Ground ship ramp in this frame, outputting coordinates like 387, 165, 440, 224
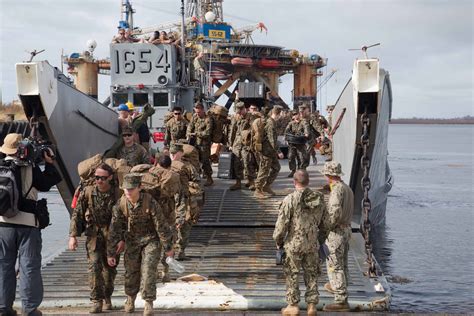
18, 162, 390, 313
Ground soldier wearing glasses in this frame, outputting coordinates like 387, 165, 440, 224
115, 126, 150, 167
165, 106, 188, 148
68, 163, 121, 313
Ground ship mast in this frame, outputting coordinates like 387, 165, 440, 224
186, 0, 224, 22
119, 0, 135, 30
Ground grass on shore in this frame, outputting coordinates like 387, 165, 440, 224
0, 101, 27, 121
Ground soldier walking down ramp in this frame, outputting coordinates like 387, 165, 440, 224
69, 163, 120, 313
321, 162, 354, 312
165, 106, 188, 148
273, 170, 329, 316
107, 174, 173, 316
115, 126, 151, 167
186, 102, 214, 186
254, 108, 282, 199
228, 102, 254, 190
285, 111, 310, 177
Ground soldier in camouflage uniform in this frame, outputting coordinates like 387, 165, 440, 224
321, 161, 354, 312
254, 108, 282, 199
165, 106, 188, 148
273, 170, 329, 316
107, 173, 173, 316
186, 102, 214, 186
285, 111, 310, 177
116, 126, 151, 167
150, 155, 181, 283
170, 143, 200, 260
228, 102, 255, 190
69, 163, 120, 313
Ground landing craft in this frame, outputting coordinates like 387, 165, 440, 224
8, 0, 393, 311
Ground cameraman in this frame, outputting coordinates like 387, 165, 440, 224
0, 133, 61, 316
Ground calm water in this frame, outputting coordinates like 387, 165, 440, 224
379, 124, 474, 313
40, 124, 474, 313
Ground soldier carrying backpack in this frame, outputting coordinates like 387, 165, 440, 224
0, 133, 61, 316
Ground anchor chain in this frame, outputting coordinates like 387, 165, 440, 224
360, 110, 377, 277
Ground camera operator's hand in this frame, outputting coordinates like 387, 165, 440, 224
43, 148, 55, 164
107, 257, 117, 267
68, 237, 78, 251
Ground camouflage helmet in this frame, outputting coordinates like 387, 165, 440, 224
169, 143, 184, 154
321, 161, 344, 177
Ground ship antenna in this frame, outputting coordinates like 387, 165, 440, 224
26, 49, 45, 62
348, 43, 380, 59
180, 0, 187, 84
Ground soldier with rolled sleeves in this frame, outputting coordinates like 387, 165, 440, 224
170, 143, 200, 260
68, 163, 120, 313
254, 108, 283, 199
186, 102, 214, 186
115, 126, 151, 167
285, 111, 310, 178
273, 170, 329, 316
164, 106, 188, 148
321, 161, 354, 312
228, 101, 254, 190
107, 173, 173, 315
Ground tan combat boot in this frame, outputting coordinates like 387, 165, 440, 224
229, 179, 241, 190
281, 304, 300, 315
89, 300, 102, 314
124, 295, 136, 313
103, 297, 112, 310
143, 300, 154, 316
254, 189, 269, 199
307, 303, 317, 316
323, 301, 350, 312
262, 185, 276, 196
324, 282, 336, 294
204, 176, 214, 187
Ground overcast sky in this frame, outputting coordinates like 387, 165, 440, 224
0, 0, 472, 118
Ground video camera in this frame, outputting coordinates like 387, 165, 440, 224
16, 137, 55, 164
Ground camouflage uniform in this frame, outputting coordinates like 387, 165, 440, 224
116, 143, 150, 167
255, 117, 281, 190
70, 186, 119, 302
107, 187, 172, 301
228, 111, 254, 182
171, 156, 200, 256
273, 187, 329, 305
322, 162, 354, 304
285, 119, 310, 171
148, 165, 181, 277
186, 113, 213, 179
165, 117, 188, 147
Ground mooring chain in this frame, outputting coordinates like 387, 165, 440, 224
360, 111, 377, 277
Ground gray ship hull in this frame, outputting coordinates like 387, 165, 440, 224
16, 61, 119, 212
332, 61, 393, 227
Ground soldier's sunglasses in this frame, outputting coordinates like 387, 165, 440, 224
95, 175, 109, 181
173, 112, 181, 115
122, 134, 133, 137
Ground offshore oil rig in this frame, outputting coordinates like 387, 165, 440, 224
64, 0, 326, 113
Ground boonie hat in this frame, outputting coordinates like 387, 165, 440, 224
0, 133, 22, 155
118, 104, 130, 112
321, 161, 344, 177
122, 173, 142, 189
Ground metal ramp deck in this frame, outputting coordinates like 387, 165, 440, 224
30, 163, 390, 312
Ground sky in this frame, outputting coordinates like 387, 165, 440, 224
0, 0, 472, 118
